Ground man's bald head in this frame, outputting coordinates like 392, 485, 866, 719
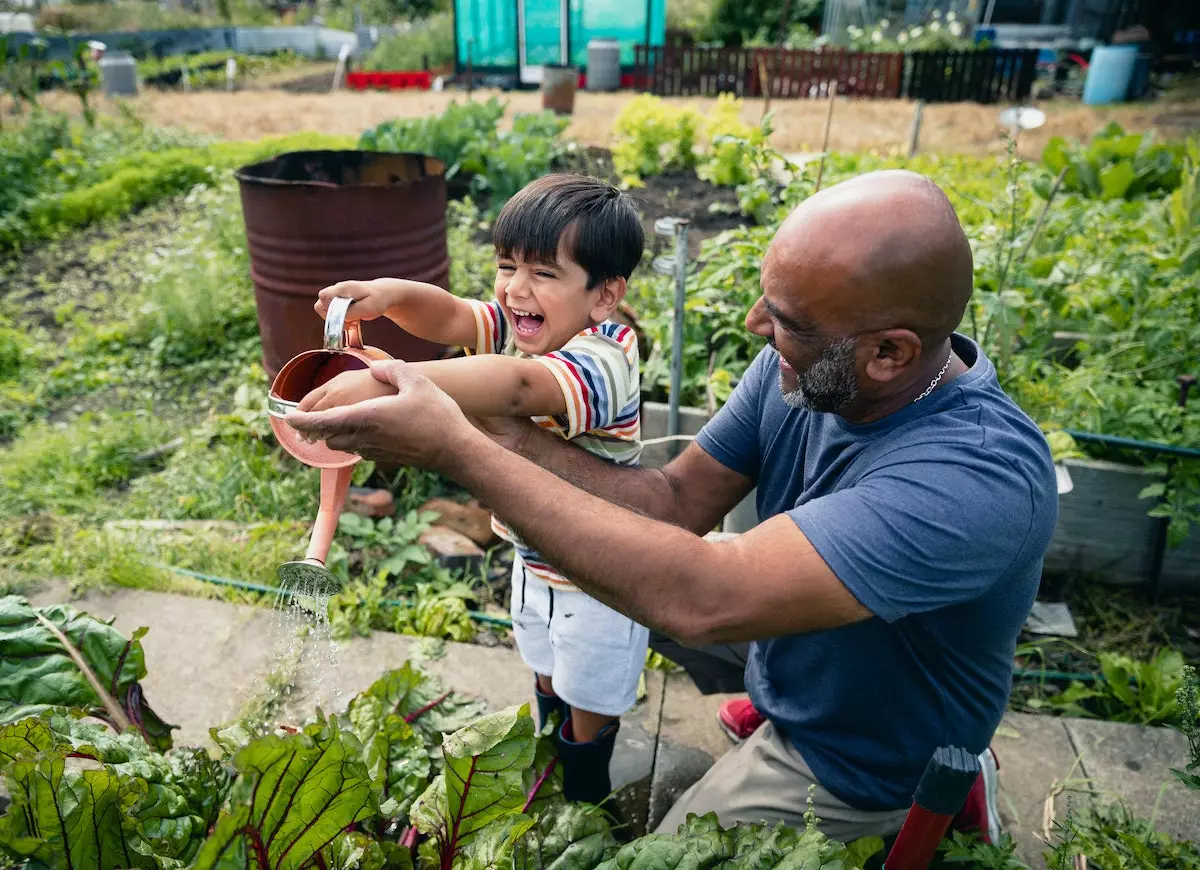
762, 170, 974, 355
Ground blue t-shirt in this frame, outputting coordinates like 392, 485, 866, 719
695, 334, 1058, 811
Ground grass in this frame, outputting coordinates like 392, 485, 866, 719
31, 88, 1200, 161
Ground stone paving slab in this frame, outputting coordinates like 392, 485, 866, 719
1063, 718, 1200, 845
648, 671, 741, 833
992, 713, 1087, 869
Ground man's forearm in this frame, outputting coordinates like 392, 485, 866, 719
444, 431, 721, 638
504, 423, 696, 530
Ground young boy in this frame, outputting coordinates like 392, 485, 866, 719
299, 174, 648, 809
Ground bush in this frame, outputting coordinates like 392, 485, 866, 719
611, 94, 701, 186
359, 98, 569, 217
696, 94, 767, 188
1042, 122, 1184, 201
0, 124, 355, 252
361, 11, 453, 71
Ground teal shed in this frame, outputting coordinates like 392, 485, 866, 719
452, 0, 667, 86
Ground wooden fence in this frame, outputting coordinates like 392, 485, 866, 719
632, 45, 1038, 104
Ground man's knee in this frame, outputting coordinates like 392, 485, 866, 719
650, 632, 749, 695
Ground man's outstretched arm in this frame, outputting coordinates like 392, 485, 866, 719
285, 366, 872, 645
472, 415, 752, 536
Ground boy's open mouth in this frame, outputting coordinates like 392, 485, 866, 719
511, 308, 545, 338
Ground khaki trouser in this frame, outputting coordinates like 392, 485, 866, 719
648, 633, 909, 843
655, 720, 911, 842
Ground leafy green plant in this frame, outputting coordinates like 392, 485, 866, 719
938, 830, 1028, 869
1044, 801, 1200, 870
1042, 123, 1184, 201
1172, 665, 1200, 790
359, 99, 569, 218
335, 510, 438, 582
611, 94, 701, 187
446, 196, 495, 301
1046, 648, 1189, 725
0, 597, 174, 748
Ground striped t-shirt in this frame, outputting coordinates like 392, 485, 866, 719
467, 299, 642, 591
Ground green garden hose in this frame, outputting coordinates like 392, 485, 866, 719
152, 563, 516, 628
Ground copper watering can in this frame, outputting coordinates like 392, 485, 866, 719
267, 297, 392, 595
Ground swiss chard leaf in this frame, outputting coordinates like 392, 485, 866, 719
193, 714, 378, 870
594, 810, 855, 870
322, 830, 414, 870
514, 803, 619, 870
0, 711, 229, 866
0, 596, 175, 750
411, 703, 537, 869
355, 663, 487, 739
346, 694, 432, 819
520, 712, 565, 817
457, 813, 537, 870
0, 744, 156, 869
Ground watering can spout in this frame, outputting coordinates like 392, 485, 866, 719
268, 297, 394, 595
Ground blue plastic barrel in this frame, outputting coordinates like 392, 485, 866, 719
1082, 44, 1137, 105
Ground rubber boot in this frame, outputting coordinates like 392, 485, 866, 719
535, 679, 565, 732
556, 717, 619, 806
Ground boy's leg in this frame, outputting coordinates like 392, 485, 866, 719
545, 586, 650, 806
509, 555, 562, 730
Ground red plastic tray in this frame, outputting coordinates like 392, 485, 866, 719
346, 70, 433, 91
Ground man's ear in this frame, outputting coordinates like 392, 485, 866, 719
862, 328, 923, 384
590, 276, 628, 323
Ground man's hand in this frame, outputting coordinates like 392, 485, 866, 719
297, 369, 397, 413
285, 361, 478, 471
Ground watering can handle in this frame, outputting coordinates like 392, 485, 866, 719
324, 296, 363, 351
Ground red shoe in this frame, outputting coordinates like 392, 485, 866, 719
718, 697, 766, 743
951, 747, 1002, 843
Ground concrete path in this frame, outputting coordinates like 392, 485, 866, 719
22, 582, 1200, 862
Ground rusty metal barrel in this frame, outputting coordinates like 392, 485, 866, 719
542, 64, 578, 115
235, 150, 451, 381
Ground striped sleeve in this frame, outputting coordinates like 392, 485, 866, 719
465, 299, 508, 355
535, 323, 640, 440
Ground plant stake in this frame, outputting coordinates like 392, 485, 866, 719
814, 89, 836, 192
653, 217, 690, 451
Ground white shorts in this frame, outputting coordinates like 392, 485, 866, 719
509, 552, 650, 717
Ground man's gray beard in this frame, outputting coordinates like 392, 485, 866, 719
779, 336, 859, 413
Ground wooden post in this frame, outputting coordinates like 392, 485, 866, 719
814, 90, 836, 192
758, 55, 771, 119
907, 99, 924, 158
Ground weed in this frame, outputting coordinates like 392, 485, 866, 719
0, 411, 174, 521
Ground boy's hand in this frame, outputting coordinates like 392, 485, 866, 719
314, 279, 399, 323
297, 369, 397, 413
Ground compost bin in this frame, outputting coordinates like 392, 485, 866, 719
235, 150, 452, 380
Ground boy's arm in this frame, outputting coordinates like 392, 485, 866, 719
408, 356, 567, 418
316, 279, 478, 348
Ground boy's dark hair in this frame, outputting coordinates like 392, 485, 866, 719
493, 174, 645, 289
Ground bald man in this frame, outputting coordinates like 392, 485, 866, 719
286, 171, 1059, 843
